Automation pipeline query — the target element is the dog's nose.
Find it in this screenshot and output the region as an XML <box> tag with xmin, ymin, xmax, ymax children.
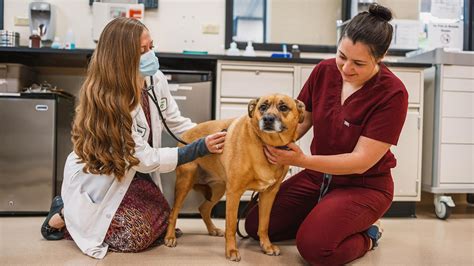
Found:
<box><xmin>263</xmin><ymin>115</ymin><xmax>275</xmax><ymax>124</ymax></box>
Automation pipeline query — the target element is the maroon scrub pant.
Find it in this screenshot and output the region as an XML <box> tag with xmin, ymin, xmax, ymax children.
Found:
<box><xmin>244</xmin><ymin>170</ymin><xmax>393</xmax><ymax>265</ymax></box>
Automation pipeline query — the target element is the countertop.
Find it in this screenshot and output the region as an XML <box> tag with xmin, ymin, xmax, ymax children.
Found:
<box><xmin>0</xmin><ymin>47</ymin><xmax>432</xmax><ymax>70</ymax></box>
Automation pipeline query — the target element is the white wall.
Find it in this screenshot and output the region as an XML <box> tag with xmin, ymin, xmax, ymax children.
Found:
<box><xmin>269</xmin><ymin>0</ymin><xmax>341</xmax><ymax>45</ymax></box>
<box><xmin>4</xmin><ymin>0</ymin><xmax>226</xmax><ymax>53</ymax></box>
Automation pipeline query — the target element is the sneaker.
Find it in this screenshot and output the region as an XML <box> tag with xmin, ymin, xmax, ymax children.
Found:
<box><xmin>366</xmin><ymin>222</ymin><xmax>382</xmax><ymax>249</ymax></box>
<box><xmin>41</xmin><ymin>196</ymin><xmax>64</xmax><ymax>240</ymax></box>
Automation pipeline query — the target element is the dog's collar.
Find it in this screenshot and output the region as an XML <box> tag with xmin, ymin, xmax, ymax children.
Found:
<box><xmin>275</xmin><ymin>145</ymin><xmax>290</xmax><ymax>150</ymax></box>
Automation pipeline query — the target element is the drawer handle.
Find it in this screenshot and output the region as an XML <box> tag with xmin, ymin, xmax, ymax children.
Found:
<box><xmin>35</xmin><ymin>105</ymin><xmax>49</xmax><ymax>111</ymax></box>
<box><xmin>255</xmin><ymin>70</ymin><xmax>260</xmax><ymax>75</ymax></box>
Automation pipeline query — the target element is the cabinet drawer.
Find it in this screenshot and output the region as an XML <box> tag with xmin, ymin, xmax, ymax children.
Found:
<box><xmin>442</xmin><ymin>91</ymin><xmax>474</xmax><ymax>118</ymax></box>
<box><xmin>392</xmin><ymin>70</ymin><xmax>421</xmax><ymax>104</ymax></box>
<box><xmin>220</xmin><ymin>102</ymin><xmax>247</xmax><ymax>119</ymax></box>
<box><xmin>441</xmin><ymin>118</ymin><xmax>474</xmax><ymax>144</ymax></box>
<box><xmin>439</xmin><ymin>144</ymin><xmax>474</xmax><ymax>184</ymax></box>
<box><xmin>443</xmin><ymin>78</ymin><xmax>474</xmax><ymax>93</ymax></box>
<box><xmin>221</xmin><ymin>65</ymin><xmax>294</xmax><ymax>98</ymax></box>
<box><xmin>443</xmin><ymin>65</ymin><xmax>474</xmax><ymax>79</ymax></box>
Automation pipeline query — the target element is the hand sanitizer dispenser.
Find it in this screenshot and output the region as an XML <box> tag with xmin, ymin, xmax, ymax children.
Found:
<box><xmin>29</xmin><ymin>2</ymin><xmax>55</xmax><ymax>47</ymax></box>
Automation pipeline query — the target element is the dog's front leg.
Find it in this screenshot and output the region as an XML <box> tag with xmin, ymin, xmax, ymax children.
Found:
<box><xmin>258</xmin><ymin>182</ymin><xmax>282</xmax><ymax>256</ymax></box>
<box><xmin>225</xmin><ymin>190</ymin><xmax>245</xmax><ymax>262</ymax></box>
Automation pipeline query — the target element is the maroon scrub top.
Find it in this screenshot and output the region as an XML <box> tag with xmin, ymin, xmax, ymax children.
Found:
<box><xmin>298</xmin><ymin>59</ymin><xmax>408</xmax><ymax>191</ymax></box>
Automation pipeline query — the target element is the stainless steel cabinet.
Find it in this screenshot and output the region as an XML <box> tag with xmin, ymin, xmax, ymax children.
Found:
<box><xmin>0</xmin><ymin>93</ymin><xmax>74</xmax><ymax>213</ymax></box>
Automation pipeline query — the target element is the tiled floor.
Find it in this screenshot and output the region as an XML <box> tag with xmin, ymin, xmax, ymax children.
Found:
<box><xmin>1</xmin><ymin>204</ymin><xmax>473</xmax><ymax>265</ymax></box>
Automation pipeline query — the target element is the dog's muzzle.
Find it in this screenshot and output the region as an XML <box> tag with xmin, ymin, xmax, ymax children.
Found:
<box><xmin>259</xmin><ymin>114</ymin><xmax>284</xmax><ymax>133</ymax></box>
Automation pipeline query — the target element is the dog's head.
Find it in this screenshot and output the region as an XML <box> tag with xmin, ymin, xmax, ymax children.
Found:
<box><xmin>247</xmin><ymin>94</ymin><xmax>305</xmax><ymax>144</ymax></box>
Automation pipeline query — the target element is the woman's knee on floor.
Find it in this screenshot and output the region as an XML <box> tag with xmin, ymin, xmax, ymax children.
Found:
<box><xmin>296</xmin><ymin>224</ymin><xmax>338</xmax><ymax>265</ymax></box>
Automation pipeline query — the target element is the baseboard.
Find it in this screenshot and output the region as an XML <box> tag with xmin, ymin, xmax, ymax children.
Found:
<box><xmin>212</xmin><ymin>201</ymin><xmax>417</xmax><ymax>218</ymax></box>
<box><xmin>211</xmin><ymin>201</ymin><xmax>251</xmax><ymax>218</ymax></box>
<box><xmin>384</xmin><ymin>202</ymin><xmax>417</xmax><ymax>218</ymax></box>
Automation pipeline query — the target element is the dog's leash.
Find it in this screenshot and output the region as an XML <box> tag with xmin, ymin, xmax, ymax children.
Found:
<box><xmin>236</xmin><ymin>145</ymin><xmax>292</xmax><ymax>238</ymax></box>
<box><xmin>237</xmin><ymin>191</ymin><xmax>259</xmax><ymax>239</ymax></box>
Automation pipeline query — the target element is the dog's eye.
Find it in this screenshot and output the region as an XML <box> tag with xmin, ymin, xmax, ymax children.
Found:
<box><xmin>259</xmin><ymin>105</ymin><xmax>268</xmax><ymax>112</ymax></box>
<box><xmin>279</xmin><ymin>105</ymin><xmax>289</xmax><ymax>112</ymax></box>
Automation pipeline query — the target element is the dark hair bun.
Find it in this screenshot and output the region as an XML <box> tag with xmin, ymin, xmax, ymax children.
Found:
<box><xmin>369</xmin><ymin>4</ymin><xmax>392</xmax><ymax>22</ymax></box>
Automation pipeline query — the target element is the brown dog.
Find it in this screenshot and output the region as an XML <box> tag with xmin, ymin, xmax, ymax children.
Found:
<box><xmin>164</xmin><ymin>93</ymin><xmax>305</xmax><ymax>261</ymax></box>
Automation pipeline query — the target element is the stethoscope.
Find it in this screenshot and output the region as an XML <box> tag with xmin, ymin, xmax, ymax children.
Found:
<box><xmin>143</xmin><ymin>75</ymin><xmax>188</xmax><ymax>145</ymax></box>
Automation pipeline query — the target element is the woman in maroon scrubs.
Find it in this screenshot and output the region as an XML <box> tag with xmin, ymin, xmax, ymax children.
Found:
<box><xmin>245</xmin><ymin>4</ymin><xmax>408</xmax><ymax>265</ymax></box>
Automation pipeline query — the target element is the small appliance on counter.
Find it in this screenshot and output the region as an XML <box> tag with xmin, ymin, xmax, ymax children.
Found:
<box><xmin>0</xmin><ymin>30</ymin><xmax>20</xmax><ymax>47</ymax></box>
<box><xmin>29</xmin><ymin>2</ymin><xmax>55</xmax><ymax>47</ymax></box>
<box><xmin>0</xmin><ymin>90</ymin><xmax>75</xmax><ymax>214</ymax></box>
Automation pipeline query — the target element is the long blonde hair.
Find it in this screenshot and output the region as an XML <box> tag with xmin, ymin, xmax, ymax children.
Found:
<box><xmin>72</xmin><ymin>17</ymin><xmax>145</xmax><ymax>181</ymax></box>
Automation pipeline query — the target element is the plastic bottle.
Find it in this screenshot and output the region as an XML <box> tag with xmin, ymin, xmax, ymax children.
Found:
<box><xmin>29</xmin><ymin>30</ymin><xmax>41</xmax><ymax>48</ymax></box>
<box><xmin>243</xmin><ymin>41</ymin><xmax>256</xmax><ymax>57</ymax></box>
<box><xmin>226</xmin><ymin>41</ymin><xmax>240</xmax><ymax>56</ymax></box>
<box><xmin>281</xmin><ymin>44</ymin><xmax>291</xmax><ymax>58</ymax></box>
<box><xmin>51</xmin><ymin>37</ymin><xmax>62</xmax><ymax>49</ymax></box>
<box><xmin>291</xmin><ymin>44</ymin><xmax>301</xmax><ymax>58</ymax></box>
<box><xmin>64</xmin><ymin>29</ymin><xmax>76</xmax><ymax>50</ymax></box>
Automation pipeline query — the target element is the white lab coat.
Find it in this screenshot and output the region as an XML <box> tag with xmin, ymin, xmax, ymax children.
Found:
<box><xmin>61</xmin><ymin>70</ymin><xmax>195</xmax><ymax>259</ymax></box>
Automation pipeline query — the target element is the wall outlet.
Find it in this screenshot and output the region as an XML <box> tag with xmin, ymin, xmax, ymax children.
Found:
<box><xmin>14</xmin><ymin>16</ymin><xmax>29</xmax><ymax>27</ymax></box>
<box><xmin>201</xmin><ymin>24</ymin><xmax>219</xmax><ymax>35</ymax></box>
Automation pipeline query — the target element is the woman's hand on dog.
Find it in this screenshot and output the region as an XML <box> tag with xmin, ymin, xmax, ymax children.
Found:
<box><xmin>205</xmin><ymin>131</ymin><xmax>227</xmax><ymax>154</ymax></box>
<box><xmin>264</xmin><ymin>143</ymin><xmax>304</xmax><ymax>166</ymax></box>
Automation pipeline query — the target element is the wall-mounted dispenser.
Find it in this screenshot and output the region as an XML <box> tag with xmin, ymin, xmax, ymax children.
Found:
<box><xmin>29</xmin><ymin>2</ymin><xmax>55</xmax><ymax>47</ymax></box>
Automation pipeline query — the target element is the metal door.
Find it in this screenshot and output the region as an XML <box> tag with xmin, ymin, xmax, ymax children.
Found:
<box><xmin>160</xmin><ymin>70</ymin><xmax>213</xmax><ymax>214</ymax></box>
<box><xmin>0</xmin><ymin>97</ymin><xmax>55</xmax><ymax>213</ymax></box>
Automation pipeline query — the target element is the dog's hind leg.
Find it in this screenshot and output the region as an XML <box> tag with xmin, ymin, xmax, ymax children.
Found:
<box><xmin>164</xmin><ymin>163</ymin><xmax>198</xmax><ymax>248</ymax></box>
<box><xmin>195</xmin><ymin>181</ymin><xmax>226</xmax><ymax>237</ymax></box>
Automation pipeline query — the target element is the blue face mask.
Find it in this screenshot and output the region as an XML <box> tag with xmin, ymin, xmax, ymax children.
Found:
<box><xmin>139</xmin><ymin>50</ymin><xmax>160</xmax><ymax>77</ymax></box>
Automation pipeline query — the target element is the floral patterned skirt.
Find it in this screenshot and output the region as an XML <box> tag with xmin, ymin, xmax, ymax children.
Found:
<box><xmin>65</xmin><ymin>172</ymin><xmax>170</xmax><ymax>252</ymax></box>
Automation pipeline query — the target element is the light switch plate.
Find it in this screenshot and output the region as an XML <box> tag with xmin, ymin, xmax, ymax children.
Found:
<box><xmin>14</xmin><ymin>16</ymin><xmax>29</xmax><ymax>26</ymax></box>
<box><xmin>201</xmin><ymin>24</ymin><xmax>219</xmax><ymax>35</ymax></box>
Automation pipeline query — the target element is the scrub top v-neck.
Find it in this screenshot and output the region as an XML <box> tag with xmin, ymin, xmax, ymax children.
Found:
<box><xmin>297</xmin><ymin>58</ymin><xmax>408</xmax><ymax>191</ymax></box>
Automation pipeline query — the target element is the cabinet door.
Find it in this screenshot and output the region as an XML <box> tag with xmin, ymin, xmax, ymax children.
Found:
<box><xmin>391</xmin><ymin>109</ymin><xmax>421</xmax><ymax>199</ymax></box>
<box><xmin>298</xmin><ymin>66</ymin><xmax>316</xmax><ymax>97</ymax></box>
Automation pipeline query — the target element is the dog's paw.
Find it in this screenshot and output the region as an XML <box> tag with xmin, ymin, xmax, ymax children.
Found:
<box><xmin>226</xmin><ymin>249</ymin><xmax>241</xmax><ymax>262</ymax></box>
<box><xmin>261</xmin><ymin>243</ymin><xmax>281</xmax><ymax>256</ymax></box>
<box><xmin>164</xmin><ymin>237</ymin><xmax>177</xmax><ymax>247</ymax></box>
<box><xmin>208</xmin><ymin>227</ymin><xmax>224</xmax><ymax>237</ymax></box>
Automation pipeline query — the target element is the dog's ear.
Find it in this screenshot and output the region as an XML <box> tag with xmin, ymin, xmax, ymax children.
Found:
<box><xmin>295</xmin><ymin>99</ymin><xmax>305</xmax><ymax>123</ymax></box>
<box><xmin>248</xmin><ymin>97</ymin><xmax>260</xmax><ymax>118</ymax></box>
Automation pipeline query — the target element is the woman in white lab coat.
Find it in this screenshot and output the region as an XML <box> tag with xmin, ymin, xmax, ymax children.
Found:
<box><xmin>40</xmin><ymin>17</ymin><xmax>226</xmax><ymax>259</ymax></box>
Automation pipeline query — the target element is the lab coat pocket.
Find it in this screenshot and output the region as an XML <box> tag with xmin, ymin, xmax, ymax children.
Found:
<box><xmin>71</xmin><ymin>191</ymin><xmax>99</xmax><ymax>230</ymax></box>
<box><xmin>80</xmin><ymin>190</ymin><xmax>96</xmax><ymax>205</ymax></box>
<box><xmin>64</xmin><ymin>191</ymin><xmax>99</xmax><ymax>238</ymax></box>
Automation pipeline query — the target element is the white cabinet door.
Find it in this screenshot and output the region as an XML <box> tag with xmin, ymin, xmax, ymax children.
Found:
<box><xmin>391</xmin><ymin>109</ymin><xmax>421</xmax><ymax>199</ymax></box>
<box><xmin>296</xmin><ymin>66</ymin><xmax>316</xmax><ymax>161</ymax></box>
<box><xmin>299</xmin><ymin>66</ymin><xmax>316</xmax><ymax>96</ymax></box>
